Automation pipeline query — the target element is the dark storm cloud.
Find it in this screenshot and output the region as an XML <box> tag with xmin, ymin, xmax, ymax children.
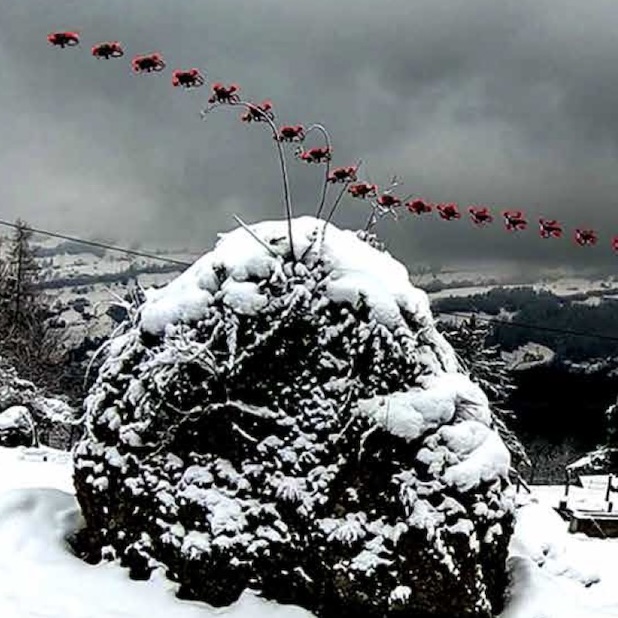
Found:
<box><xmin>1</xmin><ymin>0</ymin><xmax>618</xmax><ymax>270</ymax></box>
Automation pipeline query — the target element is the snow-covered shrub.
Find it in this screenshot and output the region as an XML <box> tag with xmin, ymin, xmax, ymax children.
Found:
<box><xmin>0</xmin><ymin>406</ymin><xmax>35</xmax><ymax>447</ymax></box>
<box><xmin>75</xmin><ymin>217</ymin><xmax>515</xmax><ymax>618</ymax></box>
<box><xmin>0</xmin><ymin>356</ymin><xmax>76</xmax><ymax>449</ymax></box>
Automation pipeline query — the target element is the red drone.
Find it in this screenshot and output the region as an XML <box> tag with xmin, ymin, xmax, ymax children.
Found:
<box><xmin>208</xmin><ymin>82</ymin><xmax>240</xmax><ymax>104</ymax></box>
<box><xmin>574</xmin><ymin>229</ymin><xmax>598</xmax><ymax>246</ymax></box>
<box><xmin>503</xmin><ymin>210</ymin><xmax>528</xmax><ymax>231</ymax></box>
<box><xmin>91</xmin><ymin>41</ymin><xmax>124</xmax><ymax>59</ymax></box>
<box><xmin>437</xmin><ymin>203</ymin><xmax>461</xmax><ymax>221</ymax></box>
<box><xmin>298</xmin><ymin>147</ymin><xmax>332</xmax><ymax>164</ymax></box>
<box><xmin>276</xmin><ymin>125</ymin><xmax>305</xmax><ymax>142</ymax></box>
<box><xmin>132</xmin><ymin>53</ymin><xmax>166</xmax><ymax>73</ymax></box>
<box><xmin>539</xmin><ymin>218</ymin><xmax>563</xmax><ymax>239</ymax></box>
<box><xmin>240</xmin><ymin>100</ymin><xmax>274</xmax><ymax>123</ymax></box>
<box><xmin>612</xmin><ymin>236</ymin><xmax>618</xmax><ymax>252</ymax></box>
<box><xmin>47</xmin><ymin>31</ymin><xmax>80</xmax><ymax>48</ymax></box>
<box><xmin>469</xmin><ymin>206</ymin><xmax>493</xmax><ymax>226</ymax></box>
<box><xmin>376</xmin><ymin>193</ymin><xmax>402</xmax><ymax>208</ymax></box>
<box><xmin>406</xmin><ymin>199</ymin><xmax>432</xmax><ymax>215</ymax></box>
<box><xmin>172</xmin><ymin>68</ymin><xmax>205</xmax><ymax>89</ymax></box>
<box><xmin>327</xmin><ymin>166</ymin><xmax>358</xmax><ymax>183</ymax></box>
<box><xmin>348</xmin><ymin>182</ymin><xmax>378</xmax><ymax>199</ymax></box>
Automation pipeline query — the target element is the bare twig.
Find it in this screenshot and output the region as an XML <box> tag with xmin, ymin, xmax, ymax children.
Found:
<box><xmin>233</xmin><ymin>214</ymin><xmax>279</xmax><ymax>257</ymax></box>
<box><xmin>202</xmin><ymin>99</ymin><xmax>296</xmax><ymax>261</ymax></box>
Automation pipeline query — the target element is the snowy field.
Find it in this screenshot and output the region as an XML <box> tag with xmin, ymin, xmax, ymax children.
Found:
<box><xmin>0</xmin><ymin>446</ymin><xmax>617</xmax><ymax>618</ymax></box>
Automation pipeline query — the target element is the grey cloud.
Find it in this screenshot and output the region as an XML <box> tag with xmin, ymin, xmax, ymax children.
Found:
<box><xmin>1</xmin><ymin>0</ymin><xmax>617</xmax><ymax>270</ymax></box>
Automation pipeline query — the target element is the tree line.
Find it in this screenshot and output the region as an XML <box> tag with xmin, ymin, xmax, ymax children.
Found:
<box><xmin>433</xmin><ymin>287</ymin><xmax>618</xmax><ymax>361</ymax></box>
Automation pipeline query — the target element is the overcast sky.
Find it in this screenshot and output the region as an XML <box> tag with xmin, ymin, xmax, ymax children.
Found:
<box><xmin>1</xmin><ymin>0</ymin><xmax>618</xmax><ymax>272</ymax></box>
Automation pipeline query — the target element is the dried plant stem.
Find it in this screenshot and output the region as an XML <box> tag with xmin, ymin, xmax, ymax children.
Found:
<box><xmin>233</xmin><ymin>214</ymin><xmax>278</xmax><ymax>257</ymax></box>
<box><xmin>305</xmin><ymin>124</ymin><xmax>333</xmax><ymax>219</ymax></box>
<box><xmin>202</xmin><ymin>100</ymin><xmax>296</xmax><ymax>261</ymax></box>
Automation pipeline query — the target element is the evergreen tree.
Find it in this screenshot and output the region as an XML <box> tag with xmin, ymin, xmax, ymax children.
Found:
<box><xmin>0</xmin><ymin>220</ymin><xmax>41</xmax><ymax>335</ymax></box>
<box><xmin>437</xmin><ymin>315</ymin><xmax>528</xmax><ymax>466</ymax></box>
<box><xmin>0</xmin><ymin>221</ymin><xmax>65</xmax><ymax>386</ymax></box>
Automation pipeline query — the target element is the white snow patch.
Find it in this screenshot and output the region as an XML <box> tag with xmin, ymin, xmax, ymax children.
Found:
<box><xmin>140</xmin><ymin>217</ymin><xmax>433</xmax><ymax>334</ymax></box>
<box><xmin>0</xmin><ymin>406</ymin><xmax>32</xmax><ymax>431</ymax></box>
<box><xmin>501</xmin><ymin>493</ymin><xmax>618</xmax><ymax>618</ymax></box>
<box><xmin>439</xmin><ymin>421</ymin><xmax>511</xmax><ymax>492</ymax></box>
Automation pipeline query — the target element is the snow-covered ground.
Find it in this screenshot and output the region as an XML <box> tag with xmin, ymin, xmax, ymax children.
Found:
<box><xmin>0</xmin><ymin>447</ymin><xmax>312</xmax><ymax>618</ymax></box>
<box><xmin>504</xmin><ymin>489</ymin><xmax>618</xmax><ymax>617</ymax></box>
<box><xmin>0</xmin><ymin>446</ymin><xmax>617</xmax><ymax>617</ymax></box>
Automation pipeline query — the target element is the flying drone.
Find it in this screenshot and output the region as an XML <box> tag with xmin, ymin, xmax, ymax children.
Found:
<box><xmin>47</xmin><ymin>31</ymin><xmax>80</xmax><ymax>48</ymax></box>
<box><xmin>469</xmin><ymin>206</ymin><xmax>493</xmax><ymax>226</ymax></box>
<box><xmin>297</xmin><ymin>147</ymin><xmax>332</xmax><ymax>164</ymax></box>
<box><xmin>437</xmin><ymin>203</ymin><xmax>461</xmax><ymax>221</ymax></box>
<box><xmin>131</xmin><ymin>53</ymin><xmax>166</xmax><ymax>73</ymax></box>
<box><xmin>276</xmin><ymin>125</ymin><xmax>305</xmax><ymax>143</ymax></box>
<box><xmin>539</xmin><ymin>218</ymin><xmax>563</xmax><ymax>239</ymax></box>
<box><xmin>208</xmin><ymin>83</ymin><xmax>240</xmax><ymax>104</ymax></box>
<box><xmin>172</xmin><ymin>68</ymin><xmax>205</xmax><ymax>89</ymax></box>
<box><xmin>348</xmin><ymin>182</ymin><xmax>378</xmax><ymax>199</ymax></box>
<box><xmin>574</xmin><ymin>229</ymin><xmax>598</xmax><ymax>246</ymax></box>
<box><xmin>327</xmin><ymin>166</ymin><xmax>358</xmax><ymax>184</ymax></box>
<box><xmin>91</xmin><ymin>41</ymin><xmax>124</xmax><ymax>59</ymax></box>
<box><xmin>376</xmin><ymin>193</ymin><xmax>402</xmax><ymax>209</ymax></box>
<box><xmin>503</xmin><ymin>210</ymin><xmax>528</xmax><ymax>231</ymax></box>
<box><xmin>240</xmin><ymin>101</ymin><xmax>274</xmax><ymax>123</ymax></box>
<box><xmin>407</xmin><ymin>199</ymin><xmax>433</xmax><ymax>215</ymax></box>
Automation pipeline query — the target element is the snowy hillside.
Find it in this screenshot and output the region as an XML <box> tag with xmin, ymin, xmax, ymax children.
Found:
<box><xmin>0</xmin><ymin>446</ymin><xmax>616</xmax><ymax>618</ymax></box>
<box><xmin>26</xmin><ymin>232</ymin><xmax>618</xmax><ymax>353</ymax></box>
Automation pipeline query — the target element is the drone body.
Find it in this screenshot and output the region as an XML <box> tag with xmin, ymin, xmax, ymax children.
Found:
<box><xmin>406</xmin><ymin>199</ymin><xmax>432</xmax><ymax>215</ymax></box>
<box><xmin>376</xmin><ymin>193</ymin><xmax>402</xmax><ymax>208</ymax></box>
<box><xmin>131</xmin><ymin>53</ymin><xmax>166</xmax><ymax>73</ymax></box>
<box><xmin>172</xmin><ymin>68</ymin><xmax>205</xmax><ymax>89</ymax></box>
<box><xmin>208</xmin><ymin>83</ymin><xmax>240</xmax><ymax>104</ymax></box>
<box><xmin>276</xmin><ymin>125</ymin><xmax>305</xmax><ymax>143</ymax></box>
<box><xmin>503</xmin><ymin>210</ymin><xmax>527</xmax><ymax>231</ymax></box>
<box><xmin>468</xmin><ymin>206</ymin><xmax>493</xmax><ymax>226</ymax></box>
<box><xmin>241</xmin><ymin>101</ymin><xmax>274</xmax><ymax>123</ymax></box>
<box><xmin>539</xmin><ymin>218</ymin><xmax>563</xmax><ymax>239</ymax></box>
<box><xmin>298</xmin><ymin>147</ymin><xmax>332</xmax><ymax>164</ymax></box>
<box><xmin>437</xmin><ymin>203</ymin><xmax>461</xmax><ymax>221</ymax></box>
<box><xmin>92</xmin><ymin>41</ymin><xmax>124</xmax><ymax>59</ymax></box>
<box><xmin>47</xmin><ymin>31</ymin><xmax>80</xmax><ymax>48</ymax></box>
<box><xmin>348</xmin><ymin>182</ymin><xmax>378</xmax><ymax>199</ymax></box>
<box><xmin>574</xmin><ymin>229</ymin><xmax>598</xmax><ymax>246</ymax></box>
<box><xmin>327</xmin><ymin>166</ymin><xmax>358</xmax><ymax>184</ymax></box>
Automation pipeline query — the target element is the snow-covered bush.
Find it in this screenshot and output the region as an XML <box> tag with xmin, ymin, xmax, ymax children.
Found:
<box><xmin>0</xmin><ymin>355</ymin><xmax>76</xmax><ymax>449</ymax></box>
<box><xmin>75</xmin><ymin>217</ymin><xmax>515</xmax><ymax>618</ymax></box>
<box><xmin>0</xmin><ymin>406</ymin><xmax>35</xmax><ymax>447</ymax></box>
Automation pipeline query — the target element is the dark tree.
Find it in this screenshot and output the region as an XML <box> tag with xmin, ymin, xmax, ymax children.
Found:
<box><xmin>0</xmin><ymin>221</ymin><xmax>66</xmax><ymax>389</ymax></box>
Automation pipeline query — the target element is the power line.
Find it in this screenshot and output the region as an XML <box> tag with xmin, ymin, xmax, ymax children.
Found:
<box><xmin>0</xmin><ymin>218</ymin><xmax>192</xmax><ymax>267</ymax></box>
<box><xmin>436</xmin><ymin>310</ymin><xmax>618</xmax><ymax>343</ymax></box>
<box><xmin>0</xmin><ymin>218</ymin><xmax>615</xmax><ymax>344</ymax></box>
